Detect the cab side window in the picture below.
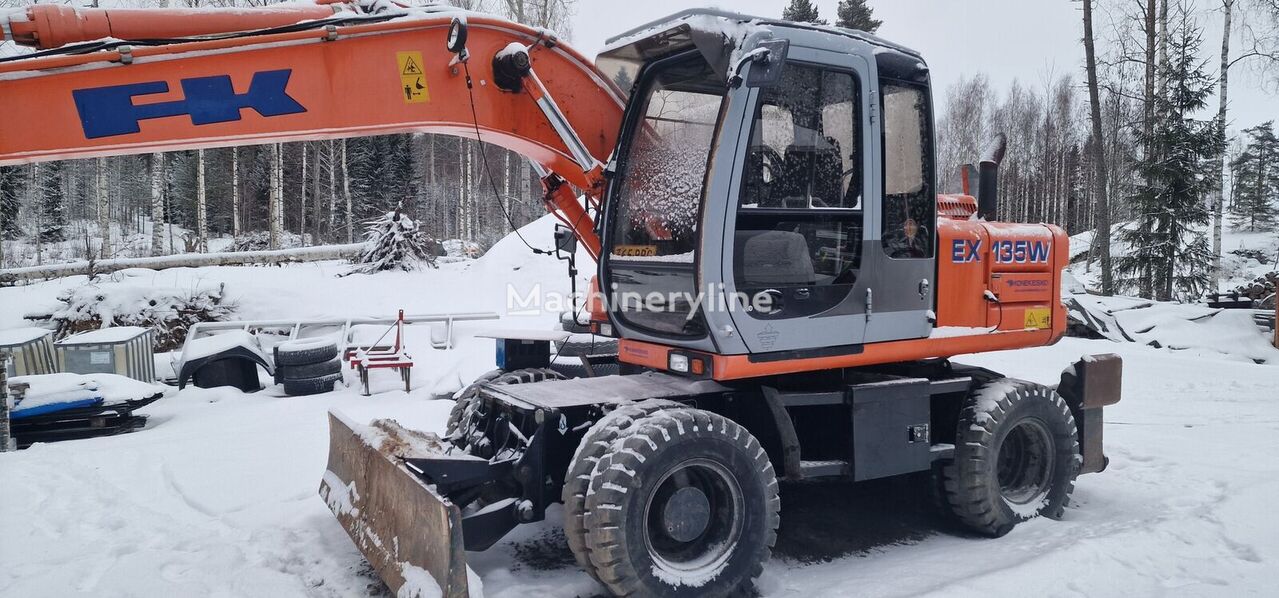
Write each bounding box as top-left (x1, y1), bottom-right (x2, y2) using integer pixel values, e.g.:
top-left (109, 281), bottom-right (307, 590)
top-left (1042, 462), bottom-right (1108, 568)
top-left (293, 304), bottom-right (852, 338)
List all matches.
top-left (735, 64), bottom-right (865, 317)
top-left (881, 83), bottom-right (935, 259)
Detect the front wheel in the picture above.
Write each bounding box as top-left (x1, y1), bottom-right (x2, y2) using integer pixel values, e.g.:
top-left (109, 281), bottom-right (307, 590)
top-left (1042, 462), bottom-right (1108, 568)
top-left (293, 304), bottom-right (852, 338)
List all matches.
top-left (584, 408), bottom-right (780, 597)
top-left (942, 380), bottom-right (1080, 537)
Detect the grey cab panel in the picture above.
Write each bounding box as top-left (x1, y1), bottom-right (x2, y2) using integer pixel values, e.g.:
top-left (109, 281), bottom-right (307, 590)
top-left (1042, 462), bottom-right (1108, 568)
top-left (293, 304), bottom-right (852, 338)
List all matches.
top-left (600, 15), bottom-right (938, 358)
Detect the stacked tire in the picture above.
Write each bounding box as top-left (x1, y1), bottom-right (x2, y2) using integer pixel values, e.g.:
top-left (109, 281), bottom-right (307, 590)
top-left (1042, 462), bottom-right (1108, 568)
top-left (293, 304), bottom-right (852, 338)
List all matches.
top-left (274, 338), bottom-right (343, 396)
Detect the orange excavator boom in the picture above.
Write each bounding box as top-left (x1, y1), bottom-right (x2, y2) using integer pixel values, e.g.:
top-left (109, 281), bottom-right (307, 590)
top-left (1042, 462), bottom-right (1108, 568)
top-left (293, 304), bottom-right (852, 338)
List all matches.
top-left (0, 3), bottom-right (619, 257)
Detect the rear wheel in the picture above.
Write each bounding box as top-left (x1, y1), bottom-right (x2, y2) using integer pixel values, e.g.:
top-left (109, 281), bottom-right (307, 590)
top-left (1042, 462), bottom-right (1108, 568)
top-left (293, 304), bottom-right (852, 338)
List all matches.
top-left (942, 380), bottom-right (1080, 537)
top-left (584, 409), bottom-right (779, 597)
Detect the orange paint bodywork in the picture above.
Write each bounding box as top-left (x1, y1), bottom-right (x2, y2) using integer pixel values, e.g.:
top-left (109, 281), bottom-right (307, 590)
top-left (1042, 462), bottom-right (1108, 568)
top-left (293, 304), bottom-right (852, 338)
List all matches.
top-left (935, 218), bottom-right (1068, 332)
top-left (620, 214), bottom-right (1070, 381)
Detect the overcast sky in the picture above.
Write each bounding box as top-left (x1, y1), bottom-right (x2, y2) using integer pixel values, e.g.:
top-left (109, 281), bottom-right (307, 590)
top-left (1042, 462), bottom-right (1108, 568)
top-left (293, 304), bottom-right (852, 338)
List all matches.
top-left (571, 0), bottom-right (1276, 133)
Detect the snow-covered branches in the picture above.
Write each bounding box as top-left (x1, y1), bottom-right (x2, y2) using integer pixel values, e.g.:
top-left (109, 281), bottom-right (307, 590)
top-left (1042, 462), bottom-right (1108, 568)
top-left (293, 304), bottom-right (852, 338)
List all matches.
top-left (28, 279), bottom-right (236, 352)
top-left (346, 206), bottom-right (442, 275)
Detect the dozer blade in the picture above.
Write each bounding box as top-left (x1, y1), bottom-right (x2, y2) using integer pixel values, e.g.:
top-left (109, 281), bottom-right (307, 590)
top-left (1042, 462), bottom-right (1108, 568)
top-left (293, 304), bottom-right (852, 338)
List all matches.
top-left (320, 411), bottom-right (470, 598)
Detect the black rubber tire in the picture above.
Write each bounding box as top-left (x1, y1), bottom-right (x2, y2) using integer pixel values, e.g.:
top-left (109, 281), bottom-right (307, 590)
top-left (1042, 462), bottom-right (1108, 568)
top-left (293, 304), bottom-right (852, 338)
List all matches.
top-left (559, 312), bottom-right (593, 334)
top-left (446, 368), bottom-right (505, 440)
top-left (445, 368), bottom-right (566, 451)
top-left (280, 357), bottom-right (342, 381)
top-left (563, 400), bottom-right (687, 582)
top-left (555, 338), bottom-right (620, 357)
top-left (584, 409), bottom-right (780, 597)
top-left (275, 340), bottom-right (339, 367)
top-left (942, 379), bottom-right (1080, 538)
top-left (282, 372), bottom-right (342, 396)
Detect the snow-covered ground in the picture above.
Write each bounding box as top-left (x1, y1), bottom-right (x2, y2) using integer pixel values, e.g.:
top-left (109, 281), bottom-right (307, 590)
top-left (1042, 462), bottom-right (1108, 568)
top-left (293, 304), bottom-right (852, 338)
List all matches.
top-left (2, 216), bottom-right (1278, 597)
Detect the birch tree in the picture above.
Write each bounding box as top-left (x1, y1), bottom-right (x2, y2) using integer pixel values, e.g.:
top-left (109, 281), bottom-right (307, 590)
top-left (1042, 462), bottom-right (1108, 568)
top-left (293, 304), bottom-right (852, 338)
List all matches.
top-left (196, 148), bottom-right (208, 252)
top-left (231, 147), bottom-right (241, 237)
top-left (269, 143), bottom-right (283, 249)
top-left (149, 153), bottom-right (165, 256)
top-left (341, 139), bottom-right (353, 243)
top-left (95, 157), bottom-right (109, 258)
top-left (1083, 0), bottom-right (1113, 294)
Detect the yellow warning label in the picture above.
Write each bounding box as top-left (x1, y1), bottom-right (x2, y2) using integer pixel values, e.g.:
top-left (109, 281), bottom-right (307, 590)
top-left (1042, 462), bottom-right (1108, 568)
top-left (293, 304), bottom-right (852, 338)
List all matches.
top-left (1023, 308), bottom-right (1051, 330)
top-left (396, 51), bottom-right (429, 104)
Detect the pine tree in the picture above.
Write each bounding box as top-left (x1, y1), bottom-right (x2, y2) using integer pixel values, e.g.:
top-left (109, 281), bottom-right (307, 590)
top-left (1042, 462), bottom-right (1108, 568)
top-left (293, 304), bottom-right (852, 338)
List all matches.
top-left (1229, 121), bottom-right (1279, 231)
top-left (0, 165), bottom-right (25, 241)
top-left (783, 0), bottom-right (827, 25)
top-left (346, 203), bottom-right (440, 275)
top-left (836, 0), bottom-right (881, 33)
top-left (38, 160), bottom-right (67, 244)
top-left (1117, 8), bottom-right (1217, 301)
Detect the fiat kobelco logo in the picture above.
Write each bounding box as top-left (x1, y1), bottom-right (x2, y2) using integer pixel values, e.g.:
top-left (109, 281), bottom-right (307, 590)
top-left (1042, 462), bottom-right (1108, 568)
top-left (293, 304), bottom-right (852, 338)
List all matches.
top-left (72, 69), bottom-right (307, 139)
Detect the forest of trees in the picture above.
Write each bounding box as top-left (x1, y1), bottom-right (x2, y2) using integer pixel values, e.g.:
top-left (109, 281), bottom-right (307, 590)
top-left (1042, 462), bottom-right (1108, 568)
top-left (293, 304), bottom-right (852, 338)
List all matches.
top-left (3, 0), bottom-right (1279, 302)
top-left (783, 0), bottom-right (1279, 300)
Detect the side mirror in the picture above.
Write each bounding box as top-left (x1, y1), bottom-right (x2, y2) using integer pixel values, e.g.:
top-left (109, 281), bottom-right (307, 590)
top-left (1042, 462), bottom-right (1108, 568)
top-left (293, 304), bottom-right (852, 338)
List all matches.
top-left (737, 39), bottom-right (790, 88)
top-left (553, 224), bottom-right (577, 257)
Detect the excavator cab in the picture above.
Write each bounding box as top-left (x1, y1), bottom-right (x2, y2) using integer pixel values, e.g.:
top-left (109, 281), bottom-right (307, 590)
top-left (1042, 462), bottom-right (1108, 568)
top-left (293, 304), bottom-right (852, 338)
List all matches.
top-left (597, 11), bottom-right (938, 359)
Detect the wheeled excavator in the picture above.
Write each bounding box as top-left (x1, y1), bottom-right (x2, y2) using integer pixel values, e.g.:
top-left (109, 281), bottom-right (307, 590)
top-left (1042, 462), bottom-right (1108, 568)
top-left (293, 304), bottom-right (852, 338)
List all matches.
top-left (0, 3), bottom-right (1122, 596)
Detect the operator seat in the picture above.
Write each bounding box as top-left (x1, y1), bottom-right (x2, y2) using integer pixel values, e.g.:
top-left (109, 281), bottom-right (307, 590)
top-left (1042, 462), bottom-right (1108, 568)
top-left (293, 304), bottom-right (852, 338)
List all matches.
top-left (735, 230), bottom-right (816, 287)
top-left (777, 136), bottom-right (844, 208)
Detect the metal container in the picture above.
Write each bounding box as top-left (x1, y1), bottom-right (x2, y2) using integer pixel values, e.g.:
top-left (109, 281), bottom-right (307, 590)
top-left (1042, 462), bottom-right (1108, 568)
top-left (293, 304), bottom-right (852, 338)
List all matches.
top-left (0, 327), bottom-right (57, 378)
top-left (55, 326), bottom-right (156, 382)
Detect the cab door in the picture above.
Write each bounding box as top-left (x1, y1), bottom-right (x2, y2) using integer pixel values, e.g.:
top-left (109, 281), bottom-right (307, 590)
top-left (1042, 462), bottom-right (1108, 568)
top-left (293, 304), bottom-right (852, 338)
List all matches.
top-left (718, 49), bottom-right (875, 355)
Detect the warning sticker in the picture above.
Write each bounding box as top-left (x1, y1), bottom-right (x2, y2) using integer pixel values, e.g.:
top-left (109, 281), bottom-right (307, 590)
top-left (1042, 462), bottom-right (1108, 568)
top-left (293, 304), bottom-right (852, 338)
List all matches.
top-left (1023, 308), bottom-right (1051, 330)
top-left (396, 51), bottom-right (429, 104)
top-left (611, 245), bottom-right (658, 257)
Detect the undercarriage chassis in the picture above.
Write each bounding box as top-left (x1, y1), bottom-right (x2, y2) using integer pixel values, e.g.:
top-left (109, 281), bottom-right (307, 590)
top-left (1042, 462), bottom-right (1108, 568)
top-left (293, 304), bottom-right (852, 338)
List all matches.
top-left (321, 356), bottom-right (1121, 597)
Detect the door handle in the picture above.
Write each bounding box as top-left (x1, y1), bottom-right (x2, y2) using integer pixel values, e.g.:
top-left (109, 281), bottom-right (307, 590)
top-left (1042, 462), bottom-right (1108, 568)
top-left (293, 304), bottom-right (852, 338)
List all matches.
top-left (756, 289), bottom-right (784, 315)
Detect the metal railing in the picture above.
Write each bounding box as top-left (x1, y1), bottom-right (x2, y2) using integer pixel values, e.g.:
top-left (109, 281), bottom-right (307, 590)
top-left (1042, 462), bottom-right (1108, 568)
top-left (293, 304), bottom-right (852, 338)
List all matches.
top-left (179, 311), bottom-right (502, 368)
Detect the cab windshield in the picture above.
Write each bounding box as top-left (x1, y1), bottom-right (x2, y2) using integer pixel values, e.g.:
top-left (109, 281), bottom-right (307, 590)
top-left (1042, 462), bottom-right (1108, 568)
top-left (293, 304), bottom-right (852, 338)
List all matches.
top-left (605, 51), bottom-right (726, 338)
top-left (609, 52), bottom-right (725, 263)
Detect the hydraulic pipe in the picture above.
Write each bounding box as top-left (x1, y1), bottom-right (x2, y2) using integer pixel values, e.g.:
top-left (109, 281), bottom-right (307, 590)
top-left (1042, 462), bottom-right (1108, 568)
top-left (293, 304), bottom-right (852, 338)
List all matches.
top-left (2, 4), bottom-right (341, 50)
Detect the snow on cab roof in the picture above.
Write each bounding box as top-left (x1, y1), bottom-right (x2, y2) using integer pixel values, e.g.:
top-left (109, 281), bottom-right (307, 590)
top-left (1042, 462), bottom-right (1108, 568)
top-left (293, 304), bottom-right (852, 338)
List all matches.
top-left (603, 8), bottom-right (921, 59)
top-left (56, 326), bottom-right (151, 345)
top-left (0, 326), bottom-right (53, 347)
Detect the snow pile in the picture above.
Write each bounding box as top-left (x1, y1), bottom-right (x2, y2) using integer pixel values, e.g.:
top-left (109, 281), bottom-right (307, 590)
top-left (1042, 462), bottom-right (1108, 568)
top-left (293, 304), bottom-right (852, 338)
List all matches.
top-left (179, 330), bottom-right (269, 366)
top-left (10, 372), bottom-right (166, 416)
top-left (1066, 293), bottom-right (1279, 364)
top-left (396, 563), bottom-right (443, 598)
top-left (30, 278), bottom-right (235, 351)
top-left (440, 239), bottom-right (484, 260)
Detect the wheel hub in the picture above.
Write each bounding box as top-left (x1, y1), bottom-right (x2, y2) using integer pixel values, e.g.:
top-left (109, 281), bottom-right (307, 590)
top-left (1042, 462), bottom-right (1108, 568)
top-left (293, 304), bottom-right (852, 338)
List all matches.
top-left (997, 418), bottom-right (1055, 505)
top-left (643, 458), bottom-right (744, 575)
top-left (662, 486), bottom-right (711, 542)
